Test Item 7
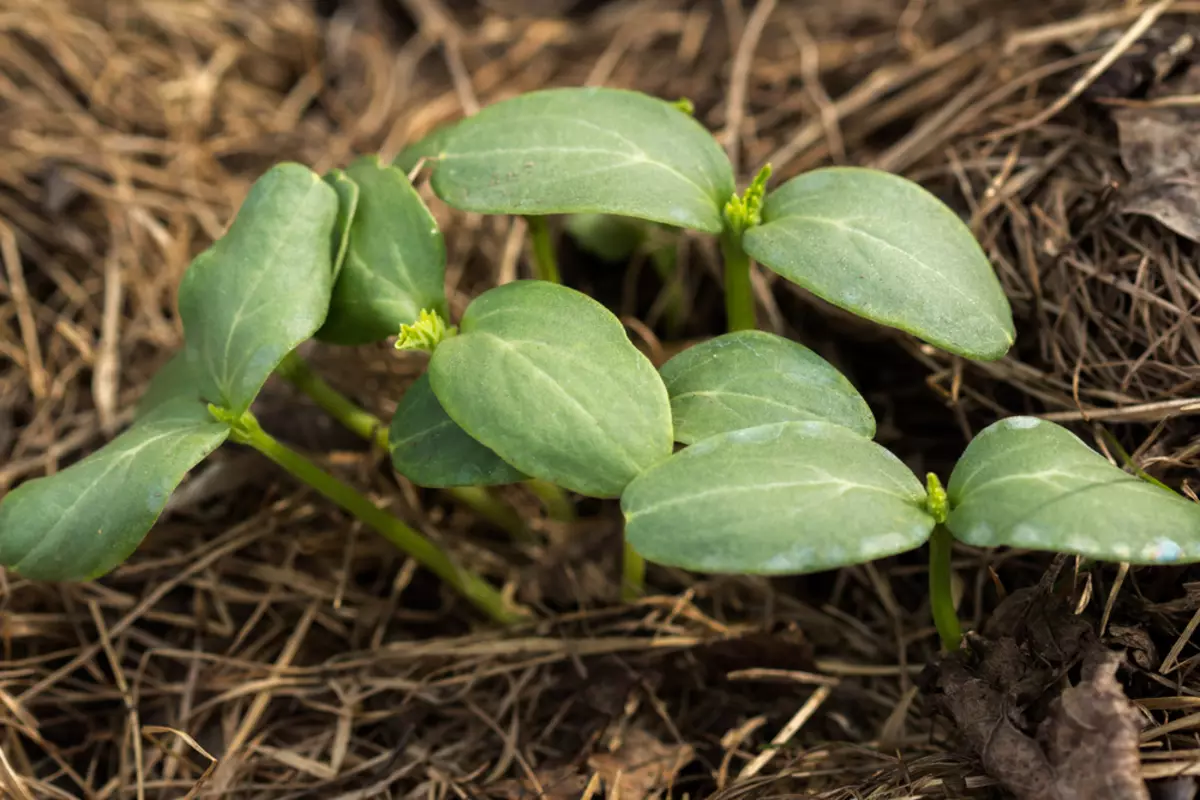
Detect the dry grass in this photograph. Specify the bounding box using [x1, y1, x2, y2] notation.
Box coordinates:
[2, 0, 1200, 797]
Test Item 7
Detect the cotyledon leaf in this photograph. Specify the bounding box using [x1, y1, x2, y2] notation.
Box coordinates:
[178, 163, 339, 415]
[324, 167, 359, 281]
[946, 416, 1200, 564]
[428, 280, 673, 498]
[317, 155, 448, 345]
[660, 330, 875, 444]
[743, 167, 1015, 361]
[429, 87, 736, 233]
[621, 421, 935, 574]
[389, 374, 526, 488]
[0, 398, 230, 582]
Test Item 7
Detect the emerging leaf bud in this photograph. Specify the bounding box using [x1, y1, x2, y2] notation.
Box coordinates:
[395, 309, 456, 354]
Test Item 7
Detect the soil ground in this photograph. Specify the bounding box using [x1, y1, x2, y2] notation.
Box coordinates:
[2, 0, 1200, 797]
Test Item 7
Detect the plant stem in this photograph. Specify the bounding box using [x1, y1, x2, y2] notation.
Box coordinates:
[235, 414, 527, 624]
[621, 537, 645, 602]
[277, 351, 385, 445]
[526, 216, 561, 284]
[447, 485, 534, 544]
[275, 351, 532, 541]
[719, 232, 756, 332]
[526, 478, 575, 523]
[929, 524, 963, 651]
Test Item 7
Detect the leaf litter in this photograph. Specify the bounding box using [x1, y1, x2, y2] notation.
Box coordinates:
[2, 0, 1200, 797]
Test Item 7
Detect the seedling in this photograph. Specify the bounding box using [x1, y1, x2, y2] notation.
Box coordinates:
[0, 161, 528, 623]
[404, 87, 1015, 360]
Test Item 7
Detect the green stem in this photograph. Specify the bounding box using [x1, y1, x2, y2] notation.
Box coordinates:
[278, 351, 387, 445]
[233, 413, 526, 625]
[929, 524, 963, 651]
[526, 478, 575, 523]
[526, 216, 561, 284]
[649, 242, 685, 337]
[447, 485, 534, 544]
[720, 232, 756, 332]
[275, 351, 532, 542]
[621, 537, 645, 602]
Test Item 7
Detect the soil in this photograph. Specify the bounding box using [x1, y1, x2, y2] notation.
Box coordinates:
[2, 0, 1200, 797]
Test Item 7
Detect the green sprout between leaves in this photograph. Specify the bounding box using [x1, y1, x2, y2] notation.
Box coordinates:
[395, 308, 456, 353]
[5, 87, 1199, 645]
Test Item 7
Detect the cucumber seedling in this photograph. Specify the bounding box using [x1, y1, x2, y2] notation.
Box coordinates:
[620, 333, 1200, 650]
[0, 162, 528, 624]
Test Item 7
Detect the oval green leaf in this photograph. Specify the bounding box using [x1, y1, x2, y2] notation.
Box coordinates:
[324, 167, 360, 281]
[660, 330, 875, 444]
[947, 416, 1200, 564]
[389, 374, 526, 487]
[429, 87, 736, 233]
[428, 280, 673, 498]
[622, 421, 934, 574]
[179, 163, 339, 414]
[317, 156, 448, 345]
[0, 398, 230, 581]
[743, 167, 1015, 360]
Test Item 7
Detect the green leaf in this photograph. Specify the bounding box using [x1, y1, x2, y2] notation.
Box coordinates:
[660, 330, 875, 444]
[743, 167, 1015, 360]
[946, 416, 1200, 564]
[0, 398, 230, 581]
[317, 156, 448, 345]
[137, 351, 202, 419]
[565, 213, 646, 263]
[394, 124, 457, 174]
[429, 280, 673, 498]
[389, 374, 526, 487]
[179, 163, 339, 415]
[430, 87, 736, 234]
[324, 168, 359, 281]
[622, 421, 935, 574]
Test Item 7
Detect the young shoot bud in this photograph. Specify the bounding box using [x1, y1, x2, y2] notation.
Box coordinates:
[208, 404, 262, 445]
[395, 309, 456, 354]
[924, 472, 948, 524]
[723, 163, 772, 238]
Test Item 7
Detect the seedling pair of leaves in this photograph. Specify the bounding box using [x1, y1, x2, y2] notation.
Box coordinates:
[0, 159, 517, 617]
[622, 339, 1200, 574]
[401, 86, 1015, 359]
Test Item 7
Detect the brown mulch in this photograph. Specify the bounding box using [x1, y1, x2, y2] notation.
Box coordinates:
[2, 0, 1200, 797]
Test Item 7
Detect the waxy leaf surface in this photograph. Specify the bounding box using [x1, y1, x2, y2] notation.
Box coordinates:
[324, 168, 359, 280]
[660, 330, 875, 444]
[429, 280, 673, 498]
[0, 398, 230, 581]
[389, 374, 526, 487]
[622, 421, 935, 573]
[430, 87, 736, 233]
[743, 167, 1015, 360]
[179, 163, 338, 414]
[947, 416, 1200, 564]
[318, 156, 447, 345]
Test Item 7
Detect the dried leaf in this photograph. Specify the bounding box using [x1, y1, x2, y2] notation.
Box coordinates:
[587, 728, 694, 799]
[1113, 64, 1200, 242]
